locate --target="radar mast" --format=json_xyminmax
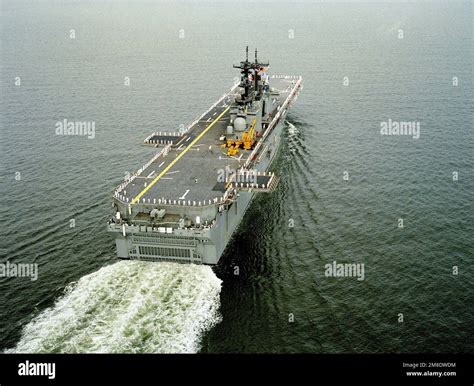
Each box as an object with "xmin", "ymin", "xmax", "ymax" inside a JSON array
[{"xmin": 233, "ymin": 46, "xmax": 269, "ymax": 107}]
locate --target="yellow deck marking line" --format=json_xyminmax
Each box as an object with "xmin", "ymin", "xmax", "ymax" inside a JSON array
[{"xmin": 131, "ymin": 106, "xmax": 230, "ymax": 204}]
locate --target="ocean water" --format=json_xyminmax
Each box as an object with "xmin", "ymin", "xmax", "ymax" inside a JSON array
[{"xmin": 0, "ymin": 0, "xmax": 473, "ymax": 353}]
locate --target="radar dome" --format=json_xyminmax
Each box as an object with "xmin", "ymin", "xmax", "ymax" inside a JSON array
[{"xmin": 234, "ymin": 117, "xmax": 247, "ymax": 131}]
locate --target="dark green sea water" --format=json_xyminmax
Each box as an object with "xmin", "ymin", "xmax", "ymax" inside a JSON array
[{"xmin": 1, "ymin": 0, "xmax": 473, "ymax": 353}]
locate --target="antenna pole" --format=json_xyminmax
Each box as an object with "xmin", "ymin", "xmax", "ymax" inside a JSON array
[{"xmin": 254, "ymin": 49, "xmax": 258, "ymax": 91}]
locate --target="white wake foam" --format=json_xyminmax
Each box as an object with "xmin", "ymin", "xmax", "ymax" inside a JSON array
[
  {"xmin": 286, "ymin": 120, "xmax": 299, "ymax": 135},
  {"xmin": 9, "ymin": 260, "xmax": 222, "ymax": 353}
]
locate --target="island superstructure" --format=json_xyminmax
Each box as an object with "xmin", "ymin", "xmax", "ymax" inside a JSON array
[{"xmin": 108, "ymin": 48, "xmax": 302, "ymax": 264}]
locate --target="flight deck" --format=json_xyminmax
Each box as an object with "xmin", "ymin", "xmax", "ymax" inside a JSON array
[{"xmin": 114, "ymin": 76, "xmax": 298, "ymax": 207}]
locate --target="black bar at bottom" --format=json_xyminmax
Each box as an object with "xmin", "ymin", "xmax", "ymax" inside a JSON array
[{"xmin": 0, "ymin": 354, "xmax": 472, "ymax": 385}]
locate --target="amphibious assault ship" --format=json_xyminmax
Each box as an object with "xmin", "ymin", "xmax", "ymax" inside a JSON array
[{"xmin": 108, "ymin": 48, "xmax": 302, "ymax": 264}]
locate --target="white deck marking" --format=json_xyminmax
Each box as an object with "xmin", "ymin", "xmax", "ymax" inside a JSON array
[
  {"xmin": 185, "ymin": 137, "xmax": 191, "ymax": 142},
  {"xmin": 179, "ymin": 189, "xmax": 190, "ymax": 199},
  {"xmin": 161, "ymin": 177, "xmax": 174, "ymax": 180},
  {"xmin": 158, "ymin": 161, "xmax": 165, "ymax": 167},
  {"xmin": 165, "ymin": 170, "xmax": 180, "ymax": 175},
  {"xmin": 147, "ymin": 170, "xmax": 156, "ymax": 178},
  {"xmin": 177, "ymin": 144, "xmax": 184, "ymax": 150}
]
